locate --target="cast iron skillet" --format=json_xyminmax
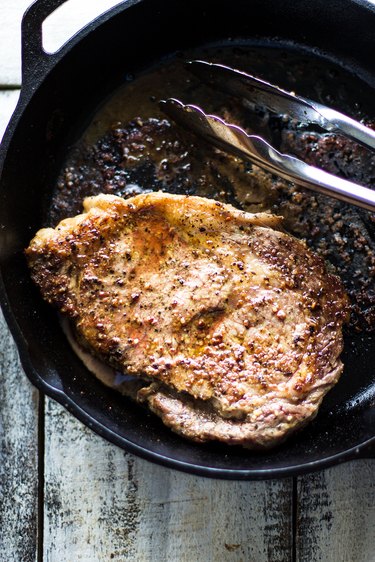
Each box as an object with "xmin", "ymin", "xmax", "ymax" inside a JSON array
[{"xmin": 0, "ymin": 0, "xmax": 375, "ymax": 480}]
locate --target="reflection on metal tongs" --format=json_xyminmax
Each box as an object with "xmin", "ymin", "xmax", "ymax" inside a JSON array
[{"xmin": 160, "ymin": 60, "xmax": 375, "ymax": 212}]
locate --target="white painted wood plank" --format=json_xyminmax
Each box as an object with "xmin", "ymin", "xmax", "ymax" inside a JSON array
[
  {"xmin": 0, "ymin": 90, "xmax": 20, "ymax": 142},
  {"xmin": 0, "ymin": 308, "xmax": 40, "ymax": 561},
  {"xmin": 43, "ymin": 398, "xmax": 293, "ymax": 562},
  {"xmin": 296, "ymin": 464, "xmax": 375, "ymax": 562},
  {"xmin": 0, "ymin": 0, "xmax": 125, "ymax": 86}
]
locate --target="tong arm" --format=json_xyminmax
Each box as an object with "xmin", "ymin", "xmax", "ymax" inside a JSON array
[
  {"xmin": 161, "ymin": 98, "xmax": 375, "ymax": 212},
  {"xmin": 187, "ymin": 60, "xmax": 375, "ymax": 151}
]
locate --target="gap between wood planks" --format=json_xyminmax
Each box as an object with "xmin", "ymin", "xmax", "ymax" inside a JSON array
[{"xmin": 37, "ymin": 394, "xmax": 45, "ymax": 562}]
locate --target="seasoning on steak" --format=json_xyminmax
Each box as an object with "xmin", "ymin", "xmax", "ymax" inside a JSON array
[{"xmin": 26, "ymin": 192, "xmax": 349, "ymax": 448}]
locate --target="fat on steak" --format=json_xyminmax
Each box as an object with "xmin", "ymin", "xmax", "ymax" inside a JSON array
[{"xmin": 26, "ymin": 192, "xmax": 349, "ymax": 448}]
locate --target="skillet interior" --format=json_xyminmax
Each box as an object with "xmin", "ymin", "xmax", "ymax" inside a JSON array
[{"xmin": 0, "ymin": 0, "xmax": 374, "ymax": 478}]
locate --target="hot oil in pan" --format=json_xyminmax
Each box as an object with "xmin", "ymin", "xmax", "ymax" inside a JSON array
[{"xmin": 49, "ymin": 44, "xmax": 375, "ymax": 415}]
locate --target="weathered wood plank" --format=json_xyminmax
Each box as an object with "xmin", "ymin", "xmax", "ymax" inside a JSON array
[
  {"xmin": 0, "ymin": 90, "xmax": 20, "ymax": 141},
  {"xmin": 43, "ymin": 398, "xmax": 293, "ymax": 562},
  {"xmin": 0, "ymin": 309, "xmax": 40, "ymax": 562},
  {"xmin": 296, "ymin": 463, "xmax": 375, "ymax": 562}
]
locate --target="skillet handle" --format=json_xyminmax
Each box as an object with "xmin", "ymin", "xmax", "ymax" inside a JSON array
[{"xmin": 21, "ymin": 0, "xmax": 69, "ymax": 85}]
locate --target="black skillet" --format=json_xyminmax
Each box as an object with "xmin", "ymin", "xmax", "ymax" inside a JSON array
[{"xmin": 0, "ymin": 0, "xmax": 374, "ymax": 480}]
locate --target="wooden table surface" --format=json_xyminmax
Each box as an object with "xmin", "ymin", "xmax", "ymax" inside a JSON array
[{"xmin": 0, "ymin": 2, "xmax": 375, "ymax": 560}]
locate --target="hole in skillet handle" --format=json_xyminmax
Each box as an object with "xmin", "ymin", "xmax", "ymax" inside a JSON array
[
  {"xmin": 21, "ymin": 0, "xmax": 67, "ymax": 86},
  {"xmin": 20, "ymin": 0, "xmax": 129, "ymax": 87},
  {"xmin": 42, "ymin": 0, "xmax": 124, "ymax": 54}
]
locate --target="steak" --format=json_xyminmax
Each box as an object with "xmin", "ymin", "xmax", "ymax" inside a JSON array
[{"xmin": 26, "ymin": 192, "xmax": 349, "ymax": 448}]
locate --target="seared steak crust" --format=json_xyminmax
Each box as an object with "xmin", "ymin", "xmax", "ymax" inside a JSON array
[{"xmin": 26, "ymin": 193, "xmax": 349, "ymax": 448}]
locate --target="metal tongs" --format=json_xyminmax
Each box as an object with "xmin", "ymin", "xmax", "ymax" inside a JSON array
[{"xmin": 160, "ymin": 60, "xmax": 375, "ymax": 212}]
